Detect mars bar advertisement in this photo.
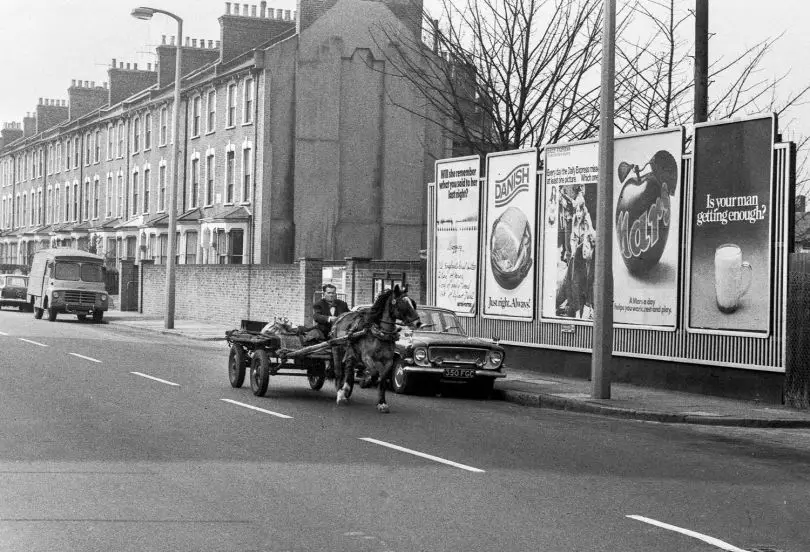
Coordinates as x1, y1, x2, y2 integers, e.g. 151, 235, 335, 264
541, 140, 599, 321
612, 128, 683, 328
434, 155, 481, 315
688, 115, 775, 335
482, 149, 537, 320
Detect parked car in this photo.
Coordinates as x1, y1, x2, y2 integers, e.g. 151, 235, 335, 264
0, 274, 31, 311
390, 305, 506, 396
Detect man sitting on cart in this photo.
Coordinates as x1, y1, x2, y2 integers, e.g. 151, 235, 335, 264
311, 284, 350, 341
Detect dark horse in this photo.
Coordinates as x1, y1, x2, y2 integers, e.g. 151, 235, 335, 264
329, 285, 421, 413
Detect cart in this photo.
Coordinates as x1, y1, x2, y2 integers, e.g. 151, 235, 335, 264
224, 324, 361, 397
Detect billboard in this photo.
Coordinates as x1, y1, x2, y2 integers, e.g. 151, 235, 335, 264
434, 155, 481, 315
482, 149, 537, 320
541, 140, 599, 321
687, 114, 776, 336
612, 128, 683, 328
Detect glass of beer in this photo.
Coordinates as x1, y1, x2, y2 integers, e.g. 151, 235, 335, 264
714, 244, 752, 313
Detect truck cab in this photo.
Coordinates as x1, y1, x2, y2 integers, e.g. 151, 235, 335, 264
27, 248, 109, 322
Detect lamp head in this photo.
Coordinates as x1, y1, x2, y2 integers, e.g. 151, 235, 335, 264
131, 7, 155, 20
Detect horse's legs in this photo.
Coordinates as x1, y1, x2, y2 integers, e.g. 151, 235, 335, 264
334, 346, 351, 406
376, 363, 391, 413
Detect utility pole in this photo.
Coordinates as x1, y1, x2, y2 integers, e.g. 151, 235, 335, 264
694, 0, 709, 123
592, 0, 616, 399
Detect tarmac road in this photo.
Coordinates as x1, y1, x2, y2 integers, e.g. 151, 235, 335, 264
0, 308, 808, 552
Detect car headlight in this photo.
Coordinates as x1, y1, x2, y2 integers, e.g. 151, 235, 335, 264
488, 351, 503, 367
53, 291, 62, 301
413, 347, 428, 365
100, 293, 108, 301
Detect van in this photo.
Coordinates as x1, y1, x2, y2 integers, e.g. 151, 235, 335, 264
27, 248, 109, 322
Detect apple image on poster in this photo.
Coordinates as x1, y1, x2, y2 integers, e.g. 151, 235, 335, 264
615, 150, 678, 276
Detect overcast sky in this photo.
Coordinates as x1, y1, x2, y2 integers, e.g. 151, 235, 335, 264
1, 0, 808, 142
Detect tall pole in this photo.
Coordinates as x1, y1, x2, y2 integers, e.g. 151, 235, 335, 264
591, 0, 616, 399
694, 0, 709, 124
164, 19, 182, 329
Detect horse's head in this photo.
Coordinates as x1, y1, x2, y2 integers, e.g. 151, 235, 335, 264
390, 284, 421, 329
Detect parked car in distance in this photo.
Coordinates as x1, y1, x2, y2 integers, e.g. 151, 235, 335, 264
390, 305, 506, 396
0, 274, 30, 311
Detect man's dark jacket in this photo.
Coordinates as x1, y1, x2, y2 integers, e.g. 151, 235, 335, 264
312, 298, 350, 337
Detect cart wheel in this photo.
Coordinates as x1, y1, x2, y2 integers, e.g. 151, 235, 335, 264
251, 349, 271, 397
228, 345, 247, 388
308, 374, 326, 390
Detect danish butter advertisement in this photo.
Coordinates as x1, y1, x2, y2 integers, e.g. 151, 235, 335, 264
612, 128, 683, 328
688, 115, 775, 335
482, 149, 537, 320
541, 140, 599, 321
434, 155, 481, 315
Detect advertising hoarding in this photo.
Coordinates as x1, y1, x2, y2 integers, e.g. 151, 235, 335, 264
434, 156, 481, 315
687, 115, 775, 336
541, 140, 599, 321
612, 128, 683, 328
482, 149, 537, 320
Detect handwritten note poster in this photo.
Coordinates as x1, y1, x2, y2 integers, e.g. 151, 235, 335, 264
435, 155, 481, 315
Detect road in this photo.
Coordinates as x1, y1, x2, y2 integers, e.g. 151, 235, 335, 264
0, 308, 808, 552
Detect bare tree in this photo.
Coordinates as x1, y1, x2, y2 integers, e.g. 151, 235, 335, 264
615, 0, 810, 135
377, 0, 606, 156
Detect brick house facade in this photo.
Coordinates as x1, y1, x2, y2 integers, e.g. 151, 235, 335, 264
0, 0, 448, 273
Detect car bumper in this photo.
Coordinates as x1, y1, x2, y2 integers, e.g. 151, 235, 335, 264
402, 366, 505, 379
0, 298, 28, 307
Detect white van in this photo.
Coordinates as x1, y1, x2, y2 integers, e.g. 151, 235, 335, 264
27, 248, 109, 322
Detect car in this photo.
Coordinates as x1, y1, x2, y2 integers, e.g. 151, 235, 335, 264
390, 305, 506, 396
0, 274, 31, 311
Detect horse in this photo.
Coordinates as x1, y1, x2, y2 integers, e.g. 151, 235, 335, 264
329, 285, 421, 413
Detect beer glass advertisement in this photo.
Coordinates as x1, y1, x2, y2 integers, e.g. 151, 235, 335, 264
687, 115, 775, 335
482, 149, 537, 320
612, 128, 683, 328
541, 140, 599, 321
434, 155, 481, 315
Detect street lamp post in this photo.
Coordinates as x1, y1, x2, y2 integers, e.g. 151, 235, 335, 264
131, 6, 182, 329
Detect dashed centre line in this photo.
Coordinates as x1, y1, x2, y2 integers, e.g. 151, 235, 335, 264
130, 372, 179, 387
0, 330, 8, 336
220, 399, 293, 419
18, 338, 47, 347
627, 515, 750, 552
359, 437, 485, 473
69, 353, 102, 363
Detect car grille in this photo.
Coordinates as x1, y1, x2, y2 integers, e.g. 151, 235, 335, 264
428, 347, 488, 365
64, 291, 96, 305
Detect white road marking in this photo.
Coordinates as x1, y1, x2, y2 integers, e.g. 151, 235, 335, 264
18, 338, 47, 347
130, 372, 179, 387
69, 353, 102, 364
359, 437, 485, 473
627, 515, 751, 552
220, 399, 293, 419
0, 330, 8, 336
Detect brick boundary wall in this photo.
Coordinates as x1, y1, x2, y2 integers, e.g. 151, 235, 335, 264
140, 257, 425, 328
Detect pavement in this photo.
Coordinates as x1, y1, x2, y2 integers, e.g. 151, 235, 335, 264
102, 309, 810, 428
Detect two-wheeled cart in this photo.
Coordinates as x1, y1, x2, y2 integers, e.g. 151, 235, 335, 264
224, 327, 358, 397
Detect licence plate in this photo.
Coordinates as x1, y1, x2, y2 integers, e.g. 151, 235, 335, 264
443, 367, 476, 378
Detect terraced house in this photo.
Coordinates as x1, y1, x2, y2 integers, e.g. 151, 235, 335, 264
0, 0, 446, 274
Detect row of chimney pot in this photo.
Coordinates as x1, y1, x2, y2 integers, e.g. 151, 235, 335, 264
38, 98, 67, 107
224, 2, 295, 20
160, 35, 221, 49
70, 80, 107, 89
2, 2, 293, 141
110, 59, 155, 72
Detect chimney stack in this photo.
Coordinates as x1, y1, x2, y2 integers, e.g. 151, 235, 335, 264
36, 96, 69, 133
260, 1, 266, 17
22, 112, 37, 137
